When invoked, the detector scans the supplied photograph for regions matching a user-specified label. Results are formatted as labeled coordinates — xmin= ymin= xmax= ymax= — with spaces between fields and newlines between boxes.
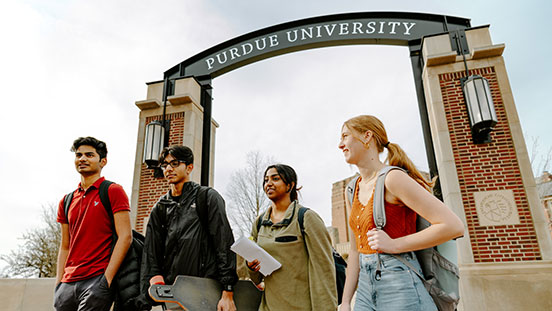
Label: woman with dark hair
xmin=246 ymin=164 xmax=338 ymax=311
xmin=338 ymin=115 xmax=464 ymax=311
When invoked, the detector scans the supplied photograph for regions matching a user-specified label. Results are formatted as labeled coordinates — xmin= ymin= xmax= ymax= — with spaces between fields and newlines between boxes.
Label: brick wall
xmin=440 ymin=67 xmax=542 ymax=262
xmin=135 ymin=112 xmax=185 ymax=233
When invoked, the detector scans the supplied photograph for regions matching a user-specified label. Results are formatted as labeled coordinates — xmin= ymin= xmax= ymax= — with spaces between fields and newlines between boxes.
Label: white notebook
xmin=230 ymin=236 xmax=282 ymax=276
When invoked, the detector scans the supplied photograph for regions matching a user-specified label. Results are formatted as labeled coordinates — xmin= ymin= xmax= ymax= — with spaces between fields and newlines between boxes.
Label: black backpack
xmin=63 ymin=180 xmax=150 ymax=311
xmin=256 ymin=207 xmax=347 ymax=305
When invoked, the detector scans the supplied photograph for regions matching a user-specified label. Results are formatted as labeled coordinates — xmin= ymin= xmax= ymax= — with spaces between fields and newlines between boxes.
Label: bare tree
xmin=1 ymin=204 xmax=60 ymax=278
xmin=528 ymin=135 xmax=552 ymax=177
xmin=226 ymin=151 xmax=274 ymax=237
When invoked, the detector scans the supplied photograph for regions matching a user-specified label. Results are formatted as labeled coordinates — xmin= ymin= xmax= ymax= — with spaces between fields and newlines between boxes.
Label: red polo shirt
xmin=57 ymin=177 xmax=130 ymax=283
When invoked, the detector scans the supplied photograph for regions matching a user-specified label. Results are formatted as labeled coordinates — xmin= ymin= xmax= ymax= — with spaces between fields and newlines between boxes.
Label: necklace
xmin=359 ymin=171 xmax=378 ymax=186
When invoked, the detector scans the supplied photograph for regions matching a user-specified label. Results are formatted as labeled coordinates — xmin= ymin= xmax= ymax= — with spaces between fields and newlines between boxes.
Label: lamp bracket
xmin=153 ymin=167 xmax=165 ymax=179
xmin=450 ymin=30 xmax=470 ymax=55
xmin=162 ymin=119 xmax=171 ymax=149
xmin=472 ymin=131 xmax=492 ymax=144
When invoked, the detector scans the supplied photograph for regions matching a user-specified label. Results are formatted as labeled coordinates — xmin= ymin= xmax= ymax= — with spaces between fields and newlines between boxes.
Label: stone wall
xmin=0 ymin=278 xmax=55 ymax=311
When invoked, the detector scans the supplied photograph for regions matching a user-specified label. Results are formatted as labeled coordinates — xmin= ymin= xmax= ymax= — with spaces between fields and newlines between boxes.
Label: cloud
xmin=0 ymin=0 xmax=550 ymax=258
xmin=213 ymin=45 xmax=425 ymax=222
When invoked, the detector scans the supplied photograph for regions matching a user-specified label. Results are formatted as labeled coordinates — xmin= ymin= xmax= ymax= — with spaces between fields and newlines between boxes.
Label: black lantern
xmin=143 ymin=77 xmax=171 ymax=177
xmin=452 ymin=30 xmax=498 ymax=144
xmin=462 ymin=75 xmax=497 ymax=144
xmin=143 ymin=120 xmax=165 ymax=168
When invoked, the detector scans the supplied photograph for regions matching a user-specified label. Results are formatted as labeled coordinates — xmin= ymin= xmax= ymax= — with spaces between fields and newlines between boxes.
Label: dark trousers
xmin=54 ymin=274 xmax=114 ymax=311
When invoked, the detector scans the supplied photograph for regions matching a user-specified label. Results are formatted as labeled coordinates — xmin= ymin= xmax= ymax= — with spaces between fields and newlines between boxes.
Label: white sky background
xmin=0 ymin=0 xmax=551 ymax=265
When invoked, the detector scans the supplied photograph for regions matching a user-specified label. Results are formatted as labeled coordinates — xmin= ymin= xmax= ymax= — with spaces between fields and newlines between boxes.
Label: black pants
xmin=54 ymin=274 xmax=114 ymax=311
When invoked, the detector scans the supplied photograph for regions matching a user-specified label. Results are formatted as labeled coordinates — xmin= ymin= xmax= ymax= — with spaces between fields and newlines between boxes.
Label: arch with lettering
xmin=160 ymin=12 xmax=471 ymax=186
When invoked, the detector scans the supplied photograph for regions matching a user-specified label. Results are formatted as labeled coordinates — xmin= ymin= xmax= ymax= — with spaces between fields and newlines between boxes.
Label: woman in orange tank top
xmin=337 ymin=115 xmax=464 ymax=311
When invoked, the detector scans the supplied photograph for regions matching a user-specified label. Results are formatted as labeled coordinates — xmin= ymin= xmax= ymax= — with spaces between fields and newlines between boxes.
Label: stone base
xmin=459 ymin=261 xmax=552 ymax=311
xmin=0 ymin=278 xmax=55 ymax=311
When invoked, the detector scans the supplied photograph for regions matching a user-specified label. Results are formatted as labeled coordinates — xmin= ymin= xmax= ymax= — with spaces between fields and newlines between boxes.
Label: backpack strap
xmin=391 ymin=253 xmax=425 ymax=280
xmin=99 ymin=180 xmax=114 ymax=223
xmin=373 ymin=166 xmax=406 ymax=229
xmin=256 ymin=212 xmax=265 ymax=234
xmin=195 ymin=186 xmax=210 ymax=230
xmin=345 ymin=167 xmax=404 ymax=228
xmin=98 ymin=180 xmax=118 ymax=252
xmin=372 ymin=166 xmax=406 ymax=281
xmin=297 ymin=206 xmax=309 ymax=236
xmin=345 ymin=175 xmax=360 ymax=208
xmin=63 ymin=191 xmax=74 ymax=220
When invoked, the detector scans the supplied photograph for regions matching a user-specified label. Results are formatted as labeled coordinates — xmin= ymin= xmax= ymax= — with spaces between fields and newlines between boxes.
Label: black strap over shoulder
xmin=100 ymin=180 xmax=115 ymax=223
xmin=255 ymin=213 xmax=263 ymax=234
xmin=96 ymin=180 xmax=117 ymax=250
xmin=195 ymin=186 xmax=210 ymax=230
xmin=63 ymin=191 xmax=74 ymax=221
xmin=297 ymin=206 xmax=309 ymax=235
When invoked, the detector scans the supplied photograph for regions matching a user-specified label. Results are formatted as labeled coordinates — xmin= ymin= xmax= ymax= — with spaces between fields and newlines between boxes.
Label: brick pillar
xmin=130 ymin=77 xmax=218 ymax=233
xmin=422 ymin=26 xmax=552 ymax=309
xmin=440 ymin=67 xmax=542 ymax=262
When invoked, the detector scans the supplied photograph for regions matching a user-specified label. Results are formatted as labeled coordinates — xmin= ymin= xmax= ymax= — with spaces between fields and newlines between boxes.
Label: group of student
xmin=53 ymin=114 xmax=464 ymax=311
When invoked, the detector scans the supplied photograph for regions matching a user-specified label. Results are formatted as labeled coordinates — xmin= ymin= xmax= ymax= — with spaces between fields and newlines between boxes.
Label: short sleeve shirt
xmin=57 ymin=177 xmax=130 ymax=282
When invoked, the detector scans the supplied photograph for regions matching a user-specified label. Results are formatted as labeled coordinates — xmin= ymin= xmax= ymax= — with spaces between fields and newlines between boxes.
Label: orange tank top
xmin=349 ymin=177 xmax=417 ymax=254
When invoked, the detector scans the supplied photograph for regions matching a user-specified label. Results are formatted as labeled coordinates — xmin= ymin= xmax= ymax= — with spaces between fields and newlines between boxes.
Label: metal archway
xmin=160 ymin=12 xmax=472 ymax=188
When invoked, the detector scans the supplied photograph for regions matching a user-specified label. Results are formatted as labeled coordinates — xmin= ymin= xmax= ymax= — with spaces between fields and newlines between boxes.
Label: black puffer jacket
xmin=141 ymin=182 xmax=237 ymax=295
xmin=113 ymin=230 xmax=151 ymax=311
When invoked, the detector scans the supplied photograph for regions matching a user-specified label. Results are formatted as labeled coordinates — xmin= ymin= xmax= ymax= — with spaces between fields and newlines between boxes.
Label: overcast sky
xmin=1 ymin=0 xmax=550 ymax=266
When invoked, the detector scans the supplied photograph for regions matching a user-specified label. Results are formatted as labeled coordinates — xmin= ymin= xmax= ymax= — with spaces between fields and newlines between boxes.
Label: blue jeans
xmin=354 ymin=253 xmax=436 ymax=311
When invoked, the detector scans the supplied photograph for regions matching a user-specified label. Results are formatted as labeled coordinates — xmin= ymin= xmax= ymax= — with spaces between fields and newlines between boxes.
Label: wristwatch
xmin=223 ymin=284 xmax=234 ymax=292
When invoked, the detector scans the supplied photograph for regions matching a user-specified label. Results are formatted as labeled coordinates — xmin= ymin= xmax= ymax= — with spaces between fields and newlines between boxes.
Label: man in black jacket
xmin=141 ymin=145 xmax=238 ymax=311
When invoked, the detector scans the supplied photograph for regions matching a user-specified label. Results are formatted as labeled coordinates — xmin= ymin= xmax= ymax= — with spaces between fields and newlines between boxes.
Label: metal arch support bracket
xmin=450 ymin=30 xmax=470 ymax=55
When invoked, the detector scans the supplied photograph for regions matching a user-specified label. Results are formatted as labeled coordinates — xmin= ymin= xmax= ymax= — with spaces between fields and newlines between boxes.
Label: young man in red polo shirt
xmin=54 ymin=137 xmax=132 ymax=311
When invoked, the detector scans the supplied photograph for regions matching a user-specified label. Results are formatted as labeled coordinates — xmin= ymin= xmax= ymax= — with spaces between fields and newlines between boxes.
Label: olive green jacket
xmin=249 ymin=201 xmax=338 ymax=311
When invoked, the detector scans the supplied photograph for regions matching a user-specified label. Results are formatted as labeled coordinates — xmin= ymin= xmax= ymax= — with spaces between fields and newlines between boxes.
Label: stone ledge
xmin=135 ymin=98 xmax=162 ymax=110
xmin=471 ymin=44 xmax=505 ymax=60
xmin=426 ymin=51 xmax=458 ymax=66
xmin=168 ymin=93 xmax=197 ymax=106
xmin=460 ymin=260 xmax=552 ymax=275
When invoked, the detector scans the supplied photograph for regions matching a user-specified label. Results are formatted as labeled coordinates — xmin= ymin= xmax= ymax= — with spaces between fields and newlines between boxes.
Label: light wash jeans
xmin=354 ymin=252 xmax=437 ymax=311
